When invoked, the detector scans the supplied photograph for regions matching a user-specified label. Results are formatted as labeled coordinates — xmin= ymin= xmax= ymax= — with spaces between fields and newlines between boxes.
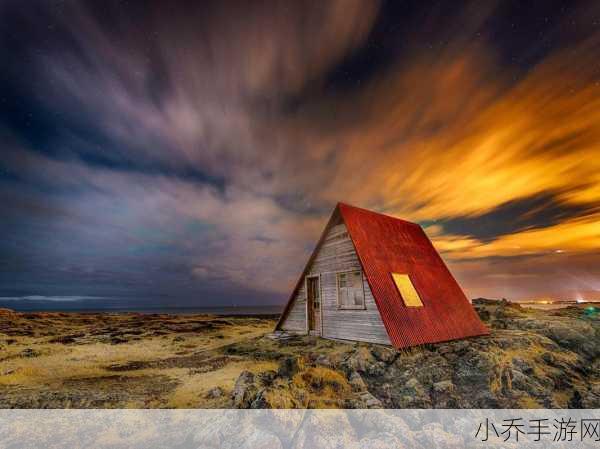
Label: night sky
xmin=1 ymin=1 xmax=599 ymax=309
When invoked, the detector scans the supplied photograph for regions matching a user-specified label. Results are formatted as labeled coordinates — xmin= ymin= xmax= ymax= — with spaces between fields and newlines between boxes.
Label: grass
xmin=0 ymin=312 xmax=276 ymax=407
xmin=292 ymin=366 xmax=352 ymax=408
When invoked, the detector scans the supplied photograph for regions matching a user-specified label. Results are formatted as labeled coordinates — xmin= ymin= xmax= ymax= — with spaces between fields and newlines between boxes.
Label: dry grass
xmin=166 ymin=360 xmax=278 ymax=408
xmin=0 ymin=311 xmax=276 ymax=407
xmin=291 ymin=366 xmax=352 ymax=408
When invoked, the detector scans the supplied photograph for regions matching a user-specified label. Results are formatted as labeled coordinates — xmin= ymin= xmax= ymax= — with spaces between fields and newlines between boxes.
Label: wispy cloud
xmin=1 ymin=1 xmax=599 ymax=303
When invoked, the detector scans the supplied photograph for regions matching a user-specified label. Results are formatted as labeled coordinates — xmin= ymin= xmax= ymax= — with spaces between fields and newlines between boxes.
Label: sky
xmin=1 ymin=0 xmax=599 ymax=309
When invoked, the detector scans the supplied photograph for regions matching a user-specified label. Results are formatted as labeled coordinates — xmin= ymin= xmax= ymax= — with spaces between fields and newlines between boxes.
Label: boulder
xmin=370 ymin=346 xmax=397 ymax=364
xmin=348 ymin=371 xmax=368 ymax=392
xmin=277 ymin=357 xmax=302 ymax=378
xmin=346 ymin=347 xmax=376 ymax=373
xmin=232 ymin=371 xmax=257 ymax=408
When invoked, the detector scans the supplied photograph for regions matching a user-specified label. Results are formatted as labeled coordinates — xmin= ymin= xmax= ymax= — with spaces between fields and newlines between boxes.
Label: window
xmin=337 ymin=271 xmax=365 ymax=309
xmin=391 ymin=273 xmax=423 ymax=307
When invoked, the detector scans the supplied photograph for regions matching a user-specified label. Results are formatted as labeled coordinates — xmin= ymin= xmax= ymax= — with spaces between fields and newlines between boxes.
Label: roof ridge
xmin=337 ymin=202 xmax=421 ymax=228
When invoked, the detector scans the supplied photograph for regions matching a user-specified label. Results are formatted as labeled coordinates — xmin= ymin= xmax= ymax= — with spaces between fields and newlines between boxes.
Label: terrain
xmin=0 ymin=300 xmax=598 ymax=408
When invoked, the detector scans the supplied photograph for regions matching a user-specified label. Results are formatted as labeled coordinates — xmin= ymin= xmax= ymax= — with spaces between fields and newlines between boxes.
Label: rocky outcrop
xmin=231 ymin=370 xmax=257 ymax=408
xmin=231 ymin=301 xmax=600 ymax=408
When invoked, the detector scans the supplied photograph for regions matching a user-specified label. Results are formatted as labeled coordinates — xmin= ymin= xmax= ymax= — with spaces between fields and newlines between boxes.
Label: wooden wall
xmin=280 ymin=221 xmax=391 ymax=345
xmin=279 ymin=281 xmax=307 ymax=332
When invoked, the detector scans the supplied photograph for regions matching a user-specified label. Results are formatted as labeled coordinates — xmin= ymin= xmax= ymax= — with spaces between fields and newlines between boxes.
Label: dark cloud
xmin=439 ymin=192 xmax=600 ymax=242
xmin=1 ymin=0 xmax=599 ymax=307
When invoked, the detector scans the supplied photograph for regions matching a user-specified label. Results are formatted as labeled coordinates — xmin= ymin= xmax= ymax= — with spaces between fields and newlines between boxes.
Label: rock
xmin=512 ymin=356 xmax=534 ymax=374
xmin=346 ymin=347 xmax=376 ymax=373
xmin=500 ymin=365 xmax=512 ymax=394
xmin=20 ymin=348 xmax=40 ymax=358
xmin=541 ymin=352 xmax=555 ymax=364
xmin=433 ymin=380 xmax=455 ymax=394
xmin=405 ymin=377 xmax=419 ymax=389
xmin=232 ymin=370 xmax=257 ymax=408
xmin=432 ymin=380 xmax=458 ymax=408
xmin=400 ymin=377 xmax=432 ymax=408
xmin=265 ymin=331 xmax=294 ymax=341
xmin=250 ymin=389 xmax=270 ymax=409
xmin=257 ymin=370 xmax=277 ymax=387
xmin=370 ymin=346 xmax=397 ymax=363
xmin=346 ymin=348 xmax=387 ymax=377
xmin=110 ymin=336 xmax=128 ymax=345
xmin=314 ymin=355 xmax=332 ymax=368
xmin=277 ymin=357 xmax=302 ymax=378
xmin=569 ymin=390 xmax=584 ymax=408
xmin=205 ymin=387 xmax=224 ymax=399
xmin=582 ymin=384 xmax=600 ymax=408
xmin=349 ymin=371 xmax=368 ymax=392
xmin=173 ymin=336 xmax=185 ymax=342
xmin=359 ymin=391 xmax=383 ymax=408
xmin=545 ymin=323 xmax=599 ymax=358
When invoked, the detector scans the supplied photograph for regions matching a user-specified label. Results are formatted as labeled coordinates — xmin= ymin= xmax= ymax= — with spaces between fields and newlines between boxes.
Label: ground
xmin=0 ymin=301 xmax=598 ymax=408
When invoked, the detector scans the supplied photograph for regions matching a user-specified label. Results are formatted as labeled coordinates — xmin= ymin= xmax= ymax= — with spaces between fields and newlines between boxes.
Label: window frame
xmin=336 ymin=270 xmax=366 ymax=310
xmin=391 ymin=272 xmax=424 ymax=307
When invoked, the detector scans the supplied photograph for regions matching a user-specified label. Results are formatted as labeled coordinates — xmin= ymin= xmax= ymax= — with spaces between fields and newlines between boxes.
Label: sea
xmin=0 ymin=297 xmax=283 ymax=315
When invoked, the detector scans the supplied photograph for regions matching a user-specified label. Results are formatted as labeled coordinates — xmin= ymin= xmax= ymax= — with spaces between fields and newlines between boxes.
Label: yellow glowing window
xmin=391 ymin=273 xmax=423 ymax=307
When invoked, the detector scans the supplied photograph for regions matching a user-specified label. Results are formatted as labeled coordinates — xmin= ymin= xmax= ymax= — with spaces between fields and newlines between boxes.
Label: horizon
xmin=2 ymin=294 xmax=600 ymax=313
xmin=2 ymin=1 xmax=600 ymax=309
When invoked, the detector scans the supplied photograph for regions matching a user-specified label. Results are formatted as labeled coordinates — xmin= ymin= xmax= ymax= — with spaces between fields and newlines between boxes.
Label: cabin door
xmin=306 ymin=276 xmax=321 ymax=334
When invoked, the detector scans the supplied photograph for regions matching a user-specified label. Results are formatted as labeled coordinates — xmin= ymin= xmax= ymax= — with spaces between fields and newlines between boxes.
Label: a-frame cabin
xmin=275 ymin=203 xmax=489 ymax=349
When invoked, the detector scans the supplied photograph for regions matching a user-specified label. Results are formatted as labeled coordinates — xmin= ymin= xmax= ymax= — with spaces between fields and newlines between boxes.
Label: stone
xmin=20 ymin=348 xmax=40 ymax=358
xmin=349 ymin=371 xmax=368 ymax=392
xmin=433 ymin=380 xmax=455 ymax=394
xmin=205 ymin=386 xmax=224 ymax=399
xmin=277 ymin=357 xmax=301 ymax=378
xmin=541 ymin=352 xmax=555 ymax=364
xmin=314 ymin=355 xmax=332 ymax=368
xmin=347 ymin=346 xmax=376 ymax=373
xmin=359 ymin=391 xmax=383 ymax=408
xmin=232 ymin=370 xmax=257 ymax=408
xmin=370 ymin=346 xmax=397 ymax=363
xmin=512 ymin=356 xmax=534 ymax=374
xmin=249 ymin=389 xmax=270 ymax=409
xmin=257 ymin=370 xmax=277 ymax=386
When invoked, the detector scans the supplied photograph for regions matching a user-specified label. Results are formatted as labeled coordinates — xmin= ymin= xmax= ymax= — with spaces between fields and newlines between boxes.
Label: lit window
xmin=337 ymin=271 xmax=365 ymax=309
xmin=391 ymin=273 xmax=423 ymax=307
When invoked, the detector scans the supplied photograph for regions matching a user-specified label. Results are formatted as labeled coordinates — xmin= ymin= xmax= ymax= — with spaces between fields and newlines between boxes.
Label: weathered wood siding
xmin=281 ymin=222 xmax=391 ymax=345
xmin=280 ymin=281 xmax=306 ymax=332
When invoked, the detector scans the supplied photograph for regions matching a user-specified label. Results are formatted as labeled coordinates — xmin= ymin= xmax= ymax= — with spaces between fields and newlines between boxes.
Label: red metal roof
xmin=338 ymin=202 xmax=489 ymax=348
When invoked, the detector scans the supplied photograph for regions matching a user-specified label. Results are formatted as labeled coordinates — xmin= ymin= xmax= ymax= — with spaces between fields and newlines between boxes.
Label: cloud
xmin=1 ymin=1 xmax=599 ymax=303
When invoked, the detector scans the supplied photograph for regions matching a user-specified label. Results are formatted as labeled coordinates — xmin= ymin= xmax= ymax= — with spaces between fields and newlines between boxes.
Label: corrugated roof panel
xmin=339 ymin=202 xmax=489 ymax=349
